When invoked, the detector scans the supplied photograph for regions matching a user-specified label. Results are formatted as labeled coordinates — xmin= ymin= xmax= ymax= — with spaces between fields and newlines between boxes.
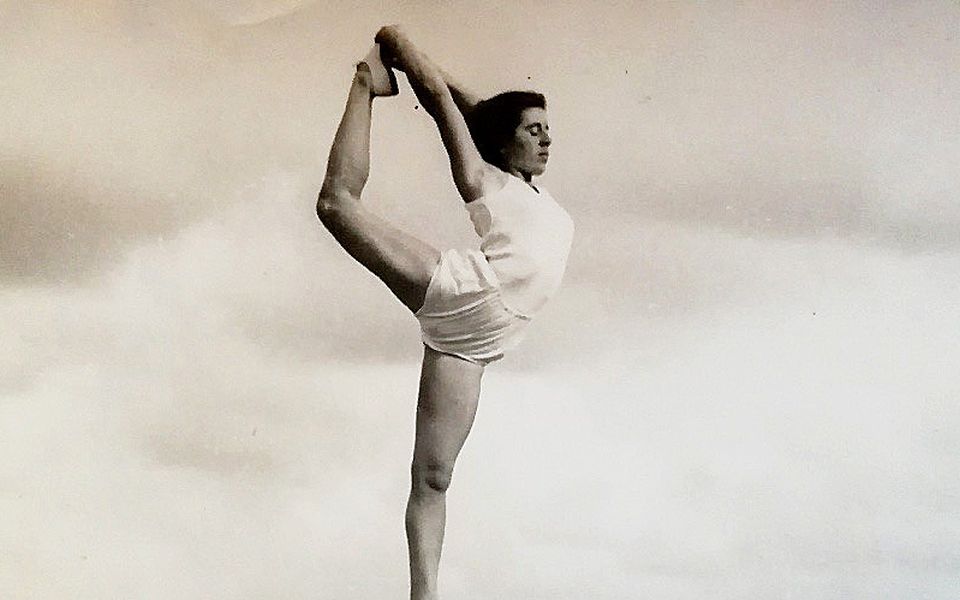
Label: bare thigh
xmin=412 ymin=346 xmax=485 ymax=481
xmin=319 ymin=198 xmax=441 ymax=313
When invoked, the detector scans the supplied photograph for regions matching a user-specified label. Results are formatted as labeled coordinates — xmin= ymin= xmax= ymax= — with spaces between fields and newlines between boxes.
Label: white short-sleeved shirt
xmin=466 ymin=175 xmax=574 ymax=318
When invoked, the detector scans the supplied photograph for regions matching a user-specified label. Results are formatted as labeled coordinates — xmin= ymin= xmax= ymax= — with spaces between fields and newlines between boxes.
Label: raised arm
xmin=375 ymin=26 xmax=504 ymax=202
xmin=438 ymin=65 xmax=483 ymax=118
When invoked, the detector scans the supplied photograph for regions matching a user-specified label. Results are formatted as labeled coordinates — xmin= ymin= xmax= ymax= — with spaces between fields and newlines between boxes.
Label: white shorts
xmin=414 ymin=249 xmax=531 ymax=365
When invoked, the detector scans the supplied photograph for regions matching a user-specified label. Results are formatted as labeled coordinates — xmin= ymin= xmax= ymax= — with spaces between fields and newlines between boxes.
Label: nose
xmin=539 ymin=130 xmax=551 ymax=147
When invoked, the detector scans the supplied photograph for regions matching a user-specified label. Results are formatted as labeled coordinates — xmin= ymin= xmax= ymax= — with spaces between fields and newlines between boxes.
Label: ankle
xmin=353 ymin=65 xmax=375 ymax=96
xmin=409 ymin=578 xmax=439 ymax=600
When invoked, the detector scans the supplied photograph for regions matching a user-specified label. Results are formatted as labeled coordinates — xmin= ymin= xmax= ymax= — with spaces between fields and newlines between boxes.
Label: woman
xmin=316 ymin=25 xmax=573 ymax=600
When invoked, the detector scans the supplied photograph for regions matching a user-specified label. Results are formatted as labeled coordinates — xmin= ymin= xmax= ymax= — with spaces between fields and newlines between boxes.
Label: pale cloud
xmin=461 ymin=250 xmax=960 ymax=599
xmin=4 ymin=243 xmax=957 ymax=598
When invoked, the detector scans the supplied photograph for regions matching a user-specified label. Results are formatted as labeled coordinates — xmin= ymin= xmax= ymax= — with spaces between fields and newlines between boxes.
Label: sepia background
xmin=2 ymin=1 xmax=958 ymax=598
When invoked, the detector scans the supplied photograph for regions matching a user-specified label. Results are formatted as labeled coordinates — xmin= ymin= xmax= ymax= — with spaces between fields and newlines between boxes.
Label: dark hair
xmin=467 ymin=91 xmax=546 ymax=170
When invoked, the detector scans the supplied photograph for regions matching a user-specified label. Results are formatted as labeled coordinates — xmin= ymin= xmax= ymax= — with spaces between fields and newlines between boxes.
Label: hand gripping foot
xmin=358 ymin=43 xmax=399 ymax=97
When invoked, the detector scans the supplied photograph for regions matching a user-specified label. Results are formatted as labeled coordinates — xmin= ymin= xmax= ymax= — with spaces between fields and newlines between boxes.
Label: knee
xmin=411 ymin=462 xmax=454 ymax=495
xmin=316 ymin=188 xmax=353 ymax=223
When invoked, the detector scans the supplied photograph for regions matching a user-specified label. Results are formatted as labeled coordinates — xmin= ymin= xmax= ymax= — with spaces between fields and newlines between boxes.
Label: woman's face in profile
xmin=502 ymin=107 xmax=551 ymax=179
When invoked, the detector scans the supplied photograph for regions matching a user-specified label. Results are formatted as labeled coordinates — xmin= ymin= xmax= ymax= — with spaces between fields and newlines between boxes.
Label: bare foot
xmin=354 ymin=62 xmax=376 ymax=95
xmin=358 ymin=44 xmax=399 ymax=97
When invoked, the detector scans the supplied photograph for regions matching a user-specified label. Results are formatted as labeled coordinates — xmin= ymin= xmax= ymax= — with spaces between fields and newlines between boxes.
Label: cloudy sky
xmin=2 ymin=1 xmax=959 ymax=598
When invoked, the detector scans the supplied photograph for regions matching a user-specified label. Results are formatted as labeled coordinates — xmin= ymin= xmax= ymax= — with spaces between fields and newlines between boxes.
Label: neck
xmin=506 ymin=167 xmax=533 ymax=182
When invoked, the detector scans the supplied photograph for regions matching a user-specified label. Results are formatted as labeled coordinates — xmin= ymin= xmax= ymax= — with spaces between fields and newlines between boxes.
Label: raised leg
xmin=316 ymin=66 xmax=440 ymax=313
xmin=406 ymin=346 xmax=484 ymax=600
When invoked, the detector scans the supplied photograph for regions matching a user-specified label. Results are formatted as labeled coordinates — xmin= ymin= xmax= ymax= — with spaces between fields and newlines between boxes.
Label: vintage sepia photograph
xmin=2 ymin=2 xmax=958 ymax=598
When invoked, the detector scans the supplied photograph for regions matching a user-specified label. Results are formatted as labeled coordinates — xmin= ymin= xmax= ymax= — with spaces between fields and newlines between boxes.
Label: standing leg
xmin=406 ymin=346 xmax=485 ymax=600
xmin=316 ymin=64 xmax=440 ymax=313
